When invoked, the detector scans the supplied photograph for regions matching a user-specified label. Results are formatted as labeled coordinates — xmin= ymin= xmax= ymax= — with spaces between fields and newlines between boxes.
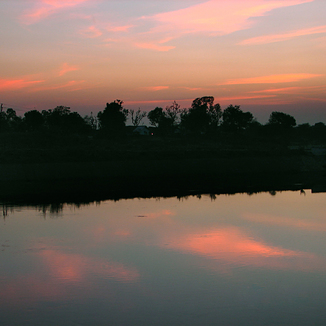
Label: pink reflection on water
xmin=0 ymin=249 xmax=140 ymax=306
xmin=39 ymin=249 xmax=140 ymax=283
xmin=164 ymin=227 xmax=323 ymax=272
xmin=242 ymin=213 xmax=326 ymax=231
xmin=138 ymin=209 xmax=175 ymax=219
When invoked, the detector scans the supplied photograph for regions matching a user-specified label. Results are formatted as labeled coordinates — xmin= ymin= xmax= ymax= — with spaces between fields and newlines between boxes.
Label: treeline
xmin=1 ymin=96 xmax=326 ymax=142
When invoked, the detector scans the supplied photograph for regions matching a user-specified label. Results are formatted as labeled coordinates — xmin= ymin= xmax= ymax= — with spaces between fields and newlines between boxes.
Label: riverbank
xmin=1 ymin=151 xmax=325 ymax=203
xmin=1 ymin=131 xmax=326 ymax=202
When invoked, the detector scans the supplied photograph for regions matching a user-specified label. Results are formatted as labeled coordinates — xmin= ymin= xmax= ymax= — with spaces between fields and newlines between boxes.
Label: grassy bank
xmin=1 ymin=154 xmax=325 ymax=203
xmin=0 ymin=132 xmax=325 ymax=202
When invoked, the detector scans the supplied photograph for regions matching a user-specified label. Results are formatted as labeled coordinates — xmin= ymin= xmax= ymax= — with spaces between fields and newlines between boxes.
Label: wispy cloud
xmin=21 ymin=0 xmax=89 ymax=25
xmin=143 ymin=0 xmax=312 ymax=37
xmin=250 ymin=85 xmax=326 ymax=94
xmin=80 ymin=25 xmax=102 ymax=38
xmin=221 ymin=74 xmax=322 ymax=85
xmin=218 ymin=95 xmax=276 ymax=101
xmin=0 ymin=78 xmax=44 ymax=91
xmin=180 ymin=87 xmax=206 ymax=91
xmin=241 ymin=25 xmax=326 ymax=45
xmin=134 ymin=42 xmax=175 ymax=52
xmin=141 ymin=86 xmax=170 ymax=92
xmin=59 ymin=63 xmax=79 ymax=76
xmin=106 ymin=24 xmax=134 ymax=33
xmin=251 ymin=87 xmax=303 ymax=93
xmin=32 ymin=80 xmax=85 ymax=92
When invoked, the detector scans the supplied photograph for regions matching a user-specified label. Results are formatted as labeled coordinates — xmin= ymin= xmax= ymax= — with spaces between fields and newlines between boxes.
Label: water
xmin=1 ymin=190 xmax=326 ymax=326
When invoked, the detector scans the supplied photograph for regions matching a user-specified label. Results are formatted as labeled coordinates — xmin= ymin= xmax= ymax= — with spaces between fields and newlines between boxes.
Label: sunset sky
xmin=1 ymin=0 xmax=326 ymax=123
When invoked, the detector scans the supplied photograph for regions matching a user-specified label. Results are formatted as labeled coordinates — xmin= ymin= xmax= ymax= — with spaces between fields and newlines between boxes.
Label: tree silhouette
xmin=148 ymin=107 xmax=165 ymax=127
xmin=130 ymin=108 xmax=147 ymax=126
xmin=24 ymin=110 xmax=44 ymax=131
xmin=181 ymin=96 xmax=222 ymax=133
xmin=97 ymin=100 xmax=128 ymax=135
xmin=165 ymin=101 xmax=181 ymax=126
xmin=268 ymin=111 xmax=296 ymax=128
xmin=42 ymin=106 xmax=70 ymax=130
xmin=84 ymin=112 xmax=98 ymax=130
xmin=0 ymin=110 xmax=8 ymax=132
xmin=147 ymin=106 xmax=176 ymax=135
xmin=222 ymin=105 xmax=253 ymax=131
xmin=39 ymin=106 xmax=88 ymax=133
xmin=0 ymin=108 xmax=23 ymax=131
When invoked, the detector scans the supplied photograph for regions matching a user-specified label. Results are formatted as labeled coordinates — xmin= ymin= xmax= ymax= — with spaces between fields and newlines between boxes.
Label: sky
xmin=0 ymin=0 xmax=326 ymax=124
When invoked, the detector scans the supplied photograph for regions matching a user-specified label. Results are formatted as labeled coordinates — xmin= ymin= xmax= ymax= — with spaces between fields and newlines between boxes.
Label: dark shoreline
xmin=1 ymin=152 xmax=325 ymax=204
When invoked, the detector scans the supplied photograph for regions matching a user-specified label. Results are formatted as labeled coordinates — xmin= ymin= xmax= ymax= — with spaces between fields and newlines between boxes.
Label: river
xmin=1 ymin=190 xmax=326 ymax=325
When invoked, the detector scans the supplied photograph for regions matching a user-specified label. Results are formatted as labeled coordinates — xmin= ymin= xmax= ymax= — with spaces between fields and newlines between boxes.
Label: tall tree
xmin=181 ymin=96 xmax=222 ymax=133
xmin=268 ymin=111 xmax=296 ymax=128
xmin=165 ymin=101 xmax=181 ymax=126
xmin=222 ymin=105 xmax=253 ymax=131
xmin=129 ymin=108 xmax=147 ymax=127
xmin=24 ymin=110 xmax=44 ymax=131
xmin=147 ymin=107 xmax=165 ymax=127
xmin=97 ymin=100 xmax=128 ymax=135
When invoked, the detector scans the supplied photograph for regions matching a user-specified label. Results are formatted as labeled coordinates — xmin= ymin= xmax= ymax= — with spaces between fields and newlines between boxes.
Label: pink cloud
xmin=106 ymin=24 xmax=134 ymax=32
xmin=59 ymin=62 xmax=80 ymax=76
xmin=241 ymin=25 xmax=326 ymax=45
xmin=251 ymin=87 xmax=303 ymax=93
xmin=80 ymin=25 xmax=103 ymax=38
xmin=32 ymin=80 xmax=85 ymax=92
xmin=144 ymin=0 xmax=312 ymax=37
xmin=250 ymin=85 xmax=326 ymax=95
xmin=0 ymin=78 xmax=44 ymax=91
xmin=135 ymin=42 xmax=175 ymax=52
xmin=221 ymin=74 xmax=322 ymax=85
xmin=181 ymin=87 xmax=206 ymax=91
xmin=21 ymin=0 xmax=89 ymax=25
xmin=141 ymin=86 xmax=170 ymax=92
xmin=218 ymin=94 xmax=276 ymax=101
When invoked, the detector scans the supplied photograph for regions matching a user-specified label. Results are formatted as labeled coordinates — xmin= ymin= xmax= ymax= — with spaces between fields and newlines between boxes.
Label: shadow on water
xmin=2 ymin=182 xmax=325 ymax=218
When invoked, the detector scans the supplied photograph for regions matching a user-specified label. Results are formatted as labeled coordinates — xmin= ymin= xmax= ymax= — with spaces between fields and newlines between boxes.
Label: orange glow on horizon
xmin=1 ymin=0 xmax=325 ymax=121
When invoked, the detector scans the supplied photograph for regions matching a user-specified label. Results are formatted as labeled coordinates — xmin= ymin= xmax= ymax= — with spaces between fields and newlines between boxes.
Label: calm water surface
xmin=1 ymin=190 xmax=326 ymax=326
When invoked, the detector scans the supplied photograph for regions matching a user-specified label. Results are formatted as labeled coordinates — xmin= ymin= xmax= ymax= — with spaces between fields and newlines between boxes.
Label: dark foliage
xmin=181 ymin=96 xmax=222 ymax=134
xmin=147 ymin=102 xmax=181 ymax=135
xmin=268 ymin=111 xmax=296 ymax=128
xmin=24 ymin=110 xmax=44 ymax=131
xmin=2 ymin=97 xmax=326 ymax=158
xmin=222 ymin=105 xmax=253 ymax=131
xmin=97 ymin=100 xmax=128 ymax=136
xmin=0 ymin=108 xmax=23 ymax=132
